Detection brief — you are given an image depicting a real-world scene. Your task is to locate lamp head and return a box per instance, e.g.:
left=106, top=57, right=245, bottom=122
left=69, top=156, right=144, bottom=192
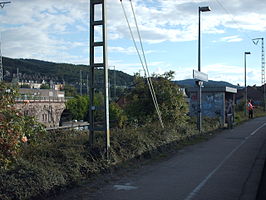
left=199, top=6, right=211, bottom=12
left=245, top=52, right=251, bottom=55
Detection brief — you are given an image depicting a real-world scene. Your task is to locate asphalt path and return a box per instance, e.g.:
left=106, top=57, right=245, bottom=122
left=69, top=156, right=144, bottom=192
left=53, top=116, right=266, bottom=200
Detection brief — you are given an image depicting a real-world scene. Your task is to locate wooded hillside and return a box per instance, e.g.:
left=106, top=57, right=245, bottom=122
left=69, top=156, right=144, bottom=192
left=2, top=57, right=134, bottom=87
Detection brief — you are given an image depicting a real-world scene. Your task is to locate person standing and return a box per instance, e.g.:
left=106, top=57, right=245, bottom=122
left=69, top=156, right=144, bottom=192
left=247, top=99, right=254, bottom=119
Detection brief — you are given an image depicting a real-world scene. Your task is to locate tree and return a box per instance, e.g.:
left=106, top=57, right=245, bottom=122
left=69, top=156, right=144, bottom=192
left=20, top=84, right=31, bottom=88
left=63, top=84, right=78, bottom=97
left=123, top=71, right=189, bottom=126
left=40, top=84, right=50, bottom=89
left=110, top=102, right=127, bottom=128
left=66, top=95, right=89, bottom=120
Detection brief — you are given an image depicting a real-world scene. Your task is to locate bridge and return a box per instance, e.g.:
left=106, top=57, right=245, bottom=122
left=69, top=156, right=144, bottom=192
left=15, top=97, right=66, bottom=128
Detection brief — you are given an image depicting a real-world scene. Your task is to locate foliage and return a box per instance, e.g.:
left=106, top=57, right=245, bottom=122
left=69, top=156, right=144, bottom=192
left=66, top=93, right=105, bottom=122
left=20, top=84, right=30, bottom=88
left=124, top=71, right=189, bottom=126
left=109, top=102, right=127, bottom=128
left=63, top=84, right=78, bottom=97
left=236, top=99, right=245, bottom=112
left=66, top=95, right=89, bottom=120
left=0, top=121, right=201, bottom=200
left=0, top=82, right=46, bottom=169
left=40, top=84, right=50, bottom=89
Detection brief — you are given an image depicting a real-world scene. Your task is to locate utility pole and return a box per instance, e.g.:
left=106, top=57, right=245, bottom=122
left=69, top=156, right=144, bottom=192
left=114, top=66, right=116, bottom=99
left=89, top=0, right=110, bottom=159
left=0, top=1, right=11, bottom=82
left=86, top=73, right=89, bottom=95
left=80, top=70, right=82, bottom=95
left=16, top=67, right=19, bottom=82
left=252, top=38, right=265, bottom=110
left=244, top=52, right=251, bottom=117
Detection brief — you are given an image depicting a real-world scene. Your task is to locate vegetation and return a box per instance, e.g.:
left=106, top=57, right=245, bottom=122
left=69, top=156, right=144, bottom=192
left=3, top=71, right=257, bottom=200
left=0, top=118, right=221, bottom=200
left=0, top=82, right=45, bottom=169
left=40, top=84, right=50, bottom=89
left=63, top=84, right=78, bottom=97
left=20, top=84, right=31, bottom=88
left=123, top=71, right=188, bottom=126
left=66, top=95, right=89, bottom=120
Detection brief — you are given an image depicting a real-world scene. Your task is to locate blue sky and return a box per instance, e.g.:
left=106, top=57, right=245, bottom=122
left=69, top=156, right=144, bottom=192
left=0, top=0, right=266, bottom=86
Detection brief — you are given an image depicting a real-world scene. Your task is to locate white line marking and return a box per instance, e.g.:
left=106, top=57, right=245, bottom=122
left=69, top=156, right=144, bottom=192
left=184, top=122, right=266, bottom=200
left=250, top=123, right=266, bottom=136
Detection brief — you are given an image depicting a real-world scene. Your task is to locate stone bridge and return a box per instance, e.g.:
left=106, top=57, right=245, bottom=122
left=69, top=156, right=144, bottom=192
left=15, top=99, right=66, bottom=128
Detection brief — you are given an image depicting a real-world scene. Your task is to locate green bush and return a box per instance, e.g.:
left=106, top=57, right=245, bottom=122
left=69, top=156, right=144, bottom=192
left=110, top=102, right=127, bottom=128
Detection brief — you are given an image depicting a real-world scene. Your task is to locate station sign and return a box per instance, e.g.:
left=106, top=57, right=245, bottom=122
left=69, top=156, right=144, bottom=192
left=193, top=70, right=208, bottom=82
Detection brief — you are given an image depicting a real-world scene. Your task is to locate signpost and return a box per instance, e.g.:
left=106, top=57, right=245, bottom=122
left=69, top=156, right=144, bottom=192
left=193, top=70, right=208, bottom=133
left=193, top=70, right=208, bottom=82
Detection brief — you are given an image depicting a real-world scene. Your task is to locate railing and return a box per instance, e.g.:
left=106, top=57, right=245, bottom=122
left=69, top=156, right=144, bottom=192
left=46, top=122, right=90, bottom=131
left=15, top=96, right=66, bottom=102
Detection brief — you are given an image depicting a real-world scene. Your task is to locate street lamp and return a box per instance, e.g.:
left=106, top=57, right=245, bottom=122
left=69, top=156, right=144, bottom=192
left=197, top=6, right=211, bottom=132
left=244, top=52, right=251, bottom=117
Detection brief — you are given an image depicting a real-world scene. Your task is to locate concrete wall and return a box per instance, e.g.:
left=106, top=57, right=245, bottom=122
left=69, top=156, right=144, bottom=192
left=15, top=101, right=66, bottom=128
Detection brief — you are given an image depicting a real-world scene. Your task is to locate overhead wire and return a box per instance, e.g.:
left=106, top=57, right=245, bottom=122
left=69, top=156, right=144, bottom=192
left=213, top=0, right=253, bottom=41
left=128, top=0, right=164, bottom=128
left=120, top=0, right=164, bottom=128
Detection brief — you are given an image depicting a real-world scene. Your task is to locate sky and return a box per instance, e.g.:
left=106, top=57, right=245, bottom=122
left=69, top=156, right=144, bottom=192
left=0, top=0, right=266, bottom=86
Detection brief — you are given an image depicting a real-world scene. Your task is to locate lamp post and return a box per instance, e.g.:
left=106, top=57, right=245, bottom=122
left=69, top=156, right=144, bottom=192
left=244, top=52, right=251, bottom=117
left=197, top=6, right=211, bottom=132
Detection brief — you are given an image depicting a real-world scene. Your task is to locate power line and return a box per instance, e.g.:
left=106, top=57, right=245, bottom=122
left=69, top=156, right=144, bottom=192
left=120, top=0, right=164, bottom=128
left=213, top=0, right=253, bottom=41
left=128, top=0, right=164, bottom=128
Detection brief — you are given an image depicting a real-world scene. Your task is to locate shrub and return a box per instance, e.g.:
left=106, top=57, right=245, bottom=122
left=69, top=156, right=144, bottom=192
left=0, top=82, right=45, bottom=169
left=109, top=102, right=127, bottom=128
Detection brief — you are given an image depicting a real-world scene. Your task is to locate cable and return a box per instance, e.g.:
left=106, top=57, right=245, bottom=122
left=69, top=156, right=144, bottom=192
left=120, top=0, right=164, bottom=128
left=121, top=0, right=163, bottom=128
left=129, top=0, right=164, bottom=128
left=123, top=0, right=164, bottom=128
left=213, top=0, right=253, bottom=41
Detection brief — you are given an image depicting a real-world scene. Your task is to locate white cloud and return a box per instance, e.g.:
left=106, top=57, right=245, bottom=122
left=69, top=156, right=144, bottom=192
left=108, top=0, right=266, bottom=43
left=214, top=35, right=243, bottom=43
left=1, top=0, right=88, bottom=63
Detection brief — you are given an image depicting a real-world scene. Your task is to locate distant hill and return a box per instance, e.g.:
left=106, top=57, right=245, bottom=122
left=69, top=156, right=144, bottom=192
left=2, top=56, right=240, bottom=92
left=174, top=79, right=241, bottom=89
left=2, top=57, right=134, bottom=87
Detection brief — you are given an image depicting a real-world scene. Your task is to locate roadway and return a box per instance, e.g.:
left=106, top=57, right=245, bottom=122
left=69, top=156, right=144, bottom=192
left=53, top=116, right=266, bottom=200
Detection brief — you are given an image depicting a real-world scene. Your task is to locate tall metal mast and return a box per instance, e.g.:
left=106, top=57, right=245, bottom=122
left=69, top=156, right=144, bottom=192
left=253, top=38, right=265, bottom=110
left=89, top=0, right=110, bottom=158
left=0, top=1, right=11, bottom=82
left=80, top=70, right=82, bottom=95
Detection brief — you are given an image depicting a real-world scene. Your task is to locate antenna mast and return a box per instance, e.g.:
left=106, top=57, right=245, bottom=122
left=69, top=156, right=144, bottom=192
left=0, top=1, right=11, bottom=82
left=253, top=38, right=265, bottom=85
left=253, top=37, right=265, bottom=110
